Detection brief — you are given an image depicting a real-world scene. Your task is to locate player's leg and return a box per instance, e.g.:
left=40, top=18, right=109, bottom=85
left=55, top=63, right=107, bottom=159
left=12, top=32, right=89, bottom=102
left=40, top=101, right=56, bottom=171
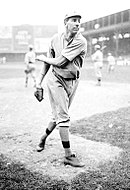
left=68, top=79, right=79, bottom=108
left=30, top=69, right=36, bottom=87
left=56, top=88, right=72, bottom=157
left=107, top=63, right=110, bottom=73
left=94, top=63, right=99, bottom=85
left=111, top=65, right=114, bottom=71
left=37, top=120, right=56, bottom=152
left=96, top=67, right=102, bottom=86
left=37, top=77, right=58, bottom=152
left=94, top=62, right=102, bottom=86
left=25, top=73, right=28, bottom=87
left=58, top=102, right=84, bottom=167
left=55, top=79, right=84, bottom=167
left=37, top=73, right=84, bottom=167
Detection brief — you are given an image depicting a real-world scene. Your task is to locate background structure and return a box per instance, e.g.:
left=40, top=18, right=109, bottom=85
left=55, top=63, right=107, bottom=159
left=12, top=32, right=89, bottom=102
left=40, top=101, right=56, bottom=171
left=81, top=9, right=130, bottom=63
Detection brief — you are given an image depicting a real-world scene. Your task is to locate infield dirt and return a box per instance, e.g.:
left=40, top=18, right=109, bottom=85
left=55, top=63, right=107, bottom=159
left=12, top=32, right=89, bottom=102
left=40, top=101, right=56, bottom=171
left=0, top=62, right=130, bottom=182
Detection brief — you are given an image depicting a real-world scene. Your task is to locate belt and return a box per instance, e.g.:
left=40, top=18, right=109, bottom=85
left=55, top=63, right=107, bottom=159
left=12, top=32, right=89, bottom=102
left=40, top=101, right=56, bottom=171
left=52, top=69, right=79, bottom=80
left=65, top=71, right=79, bottom=80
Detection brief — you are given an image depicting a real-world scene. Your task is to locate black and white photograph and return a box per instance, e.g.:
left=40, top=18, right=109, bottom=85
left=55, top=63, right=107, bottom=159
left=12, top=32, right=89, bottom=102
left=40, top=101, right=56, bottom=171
left=0, top=0, right=130, bottom=189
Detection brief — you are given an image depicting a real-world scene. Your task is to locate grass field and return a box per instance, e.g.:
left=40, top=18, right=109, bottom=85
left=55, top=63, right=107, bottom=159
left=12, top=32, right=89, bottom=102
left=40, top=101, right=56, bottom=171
left=0, top=62, right=130, bottom=189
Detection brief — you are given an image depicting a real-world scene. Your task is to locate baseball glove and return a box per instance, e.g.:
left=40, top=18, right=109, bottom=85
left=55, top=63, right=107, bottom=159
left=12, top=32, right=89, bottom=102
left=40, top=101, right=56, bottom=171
left=24, top=68, right=30, bottom=74
left=34, top=87, right=44, bottom=102
left=24, top=67, right=35, bottom=74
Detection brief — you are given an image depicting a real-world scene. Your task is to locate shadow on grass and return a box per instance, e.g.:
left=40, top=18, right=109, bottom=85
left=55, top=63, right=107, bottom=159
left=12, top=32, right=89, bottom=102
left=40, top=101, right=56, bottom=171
left=0, top=154, right=69, bottom=190
left=71, top=106, right=130, bottom=149
left=70, top=106, right=130, bottom=189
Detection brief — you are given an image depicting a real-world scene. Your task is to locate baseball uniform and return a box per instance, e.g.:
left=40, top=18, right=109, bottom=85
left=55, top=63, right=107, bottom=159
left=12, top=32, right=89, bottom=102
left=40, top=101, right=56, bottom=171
left=46, top=32, right=87, bottom=127
left=24, top=46, right=36, bottom=87
left=92, top=49, right=103, bottom=80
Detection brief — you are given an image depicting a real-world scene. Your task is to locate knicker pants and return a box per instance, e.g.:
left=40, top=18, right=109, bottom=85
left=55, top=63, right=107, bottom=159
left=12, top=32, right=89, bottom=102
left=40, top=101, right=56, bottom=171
left=46, top=71, right=79, bottom=127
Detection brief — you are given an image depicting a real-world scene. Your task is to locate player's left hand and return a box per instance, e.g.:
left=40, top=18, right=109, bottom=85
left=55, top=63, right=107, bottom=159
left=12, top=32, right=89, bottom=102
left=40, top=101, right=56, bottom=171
left=34, top=87, right=44, bottom=102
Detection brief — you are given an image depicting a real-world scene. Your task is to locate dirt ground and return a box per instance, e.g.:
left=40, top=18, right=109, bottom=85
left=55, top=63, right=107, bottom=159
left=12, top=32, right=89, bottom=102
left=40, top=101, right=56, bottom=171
left=0, top=63, right=130, bottom=183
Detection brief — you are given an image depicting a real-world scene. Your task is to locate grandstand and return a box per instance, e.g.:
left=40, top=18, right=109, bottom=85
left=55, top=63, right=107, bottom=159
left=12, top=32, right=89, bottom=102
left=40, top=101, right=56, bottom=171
left=0, top=9, right=130, bottom=64
left=81, top=9, right=130, bottom=64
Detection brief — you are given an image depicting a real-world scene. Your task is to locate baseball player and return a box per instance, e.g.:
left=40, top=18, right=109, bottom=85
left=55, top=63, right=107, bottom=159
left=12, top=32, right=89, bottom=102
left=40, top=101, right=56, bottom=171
left=35, top=11, right=87, bottom=167
left=24, top=45, right=36, bottom=87
left=91, top=45, right=103, bottom=86
left=107, top=53, right=116, bottom=73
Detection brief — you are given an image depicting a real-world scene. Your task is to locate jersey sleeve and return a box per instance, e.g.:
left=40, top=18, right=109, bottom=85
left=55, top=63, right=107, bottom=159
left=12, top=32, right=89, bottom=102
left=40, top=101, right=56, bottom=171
left=61, top=37, right=86, bottom=61
left=47, top=44, right=55, bottom=58
left=24, top=53, right=28, bottom=64
left=47, top=34, right=57, bottom=58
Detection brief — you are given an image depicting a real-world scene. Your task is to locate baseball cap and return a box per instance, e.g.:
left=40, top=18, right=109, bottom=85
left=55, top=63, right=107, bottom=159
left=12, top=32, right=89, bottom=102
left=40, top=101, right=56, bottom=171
left=64, top=11, right=82, bottom=20
left=94, top=45, right=100, bottom=49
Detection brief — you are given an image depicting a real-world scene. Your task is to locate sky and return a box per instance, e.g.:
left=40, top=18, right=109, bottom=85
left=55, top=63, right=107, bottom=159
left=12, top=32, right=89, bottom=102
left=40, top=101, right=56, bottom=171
left=0, top=0, right=129, bottom=27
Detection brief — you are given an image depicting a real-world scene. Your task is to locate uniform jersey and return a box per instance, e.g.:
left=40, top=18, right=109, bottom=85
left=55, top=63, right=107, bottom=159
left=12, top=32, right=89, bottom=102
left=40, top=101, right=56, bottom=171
left=46, top=32, right=87, bottom=127
left=107, top=55, right=115, bottom=65
left=92, top=49, right=103, bottom=80
left=92, top=50, right=103, bottom=63
left=24, top=50, right=36, bottom=75
left=48, top=32, right=87, bottom=79
left=25, top=51, right=36, bottom=64
left=92, top=49, right=103, bottom=69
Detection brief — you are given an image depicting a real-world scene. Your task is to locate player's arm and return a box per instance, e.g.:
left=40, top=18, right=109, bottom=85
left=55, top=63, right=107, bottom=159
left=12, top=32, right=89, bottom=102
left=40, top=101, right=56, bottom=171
left=36, top=63, right=50, bottom=88
left=36, top=45, right=55, bottom=88
left=25, top=53, right=30, bottom=66
left=24, top=55, right=28, bottom=64
left=36, top=37, right=87, bottom=67
left=36, top=54, right=68, bottom=67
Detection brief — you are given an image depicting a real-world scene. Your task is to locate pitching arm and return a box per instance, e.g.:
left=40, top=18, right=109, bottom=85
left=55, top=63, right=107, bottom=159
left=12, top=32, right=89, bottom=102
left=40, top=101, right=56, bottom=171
left=36, top=54, right=67, bottom=67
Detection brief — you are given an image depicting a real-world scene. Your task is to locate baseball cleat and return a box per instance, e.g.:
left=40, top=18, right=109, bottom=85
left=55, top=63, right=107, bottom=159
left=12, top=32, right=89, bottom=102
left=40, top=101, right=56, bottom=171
left=36, top=139, right=46, bottom=152
left=64, top=154, right=85, bottom=167
left=36, top=145, right=44, bottom=152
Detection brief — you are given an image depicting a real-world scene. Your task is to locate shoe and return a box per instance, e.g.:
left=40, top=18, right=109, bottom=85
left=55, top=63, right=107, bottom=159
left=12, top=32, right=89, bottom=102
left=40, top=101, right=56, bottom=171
left=64, top=154, right=85, bottom=167
left=36, top=138, right=46, bottom=152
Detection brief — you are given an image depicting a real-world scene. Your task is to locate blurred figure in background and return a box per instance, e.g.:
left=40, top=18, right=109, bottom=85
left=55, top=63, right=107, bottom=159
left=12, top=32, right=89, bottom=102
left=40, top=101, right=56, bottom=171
left=107, top=53, right=116, bottom=73
left=92, top=45, right=103, bottom=86
left=2, top=57, right=6, bottom=64
left=24, top=45, right=36, bottom=87
left=0, top=57, right=6, bottom=64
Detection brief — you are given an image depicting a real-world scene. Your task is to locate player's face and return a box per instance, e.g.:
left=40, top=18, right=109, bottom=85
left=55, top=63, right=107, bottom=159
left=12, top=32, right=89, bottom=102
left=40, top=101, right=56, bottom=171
left=66, top=17, right=81, bottom=35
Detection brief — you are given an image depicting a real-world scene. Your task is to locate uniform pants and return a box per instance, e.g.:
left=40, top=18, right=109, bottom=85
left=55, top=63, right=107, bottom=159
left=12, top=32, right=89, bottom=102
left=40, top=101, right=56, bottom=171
left=94, top=61, right=103, bottom=79
left=46, top=71, right=79, bottom=127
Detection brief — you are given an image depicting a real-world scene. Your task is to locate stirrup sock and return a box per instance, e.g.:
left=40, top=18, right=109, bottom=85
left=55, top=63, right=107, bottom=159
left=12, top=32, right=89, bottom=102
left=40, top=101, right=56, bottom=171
left=46, top=128, right=51, bottom=135
left=62, top=141, right=70, bottom=148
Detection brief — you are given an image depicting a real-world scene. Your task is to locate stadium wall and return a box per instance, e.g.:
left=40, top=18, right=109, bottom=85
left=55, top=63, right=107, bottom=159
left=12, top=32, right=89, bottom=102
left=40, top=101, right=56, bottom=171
left=0, top=25, right=58, bottom=62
